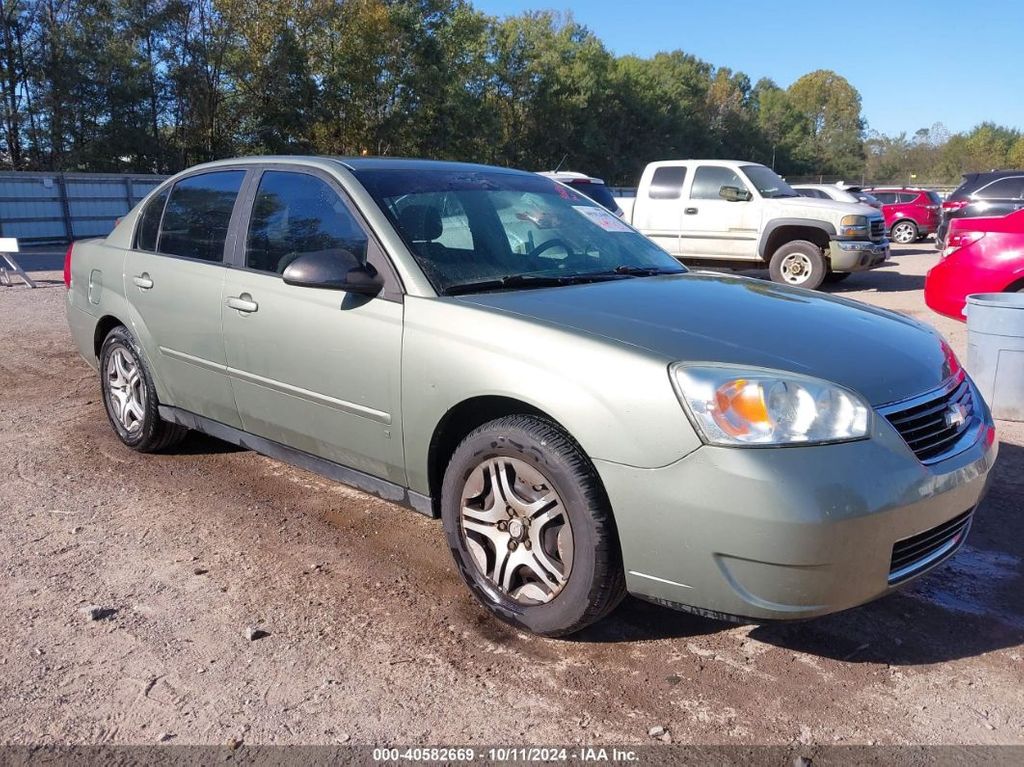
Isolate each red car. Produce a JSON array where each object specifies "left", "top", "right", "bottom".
[
  {"left": 925, "top": 209, "right": 1024, "bottom": 320},
  {"left": 864, "top": 187, "right": 943, "bottom": 244}
]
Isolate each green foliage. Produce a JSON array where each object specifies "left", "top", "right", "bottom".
[{"left": 0, "top": 1, "right": 1016, "bottom": 184}]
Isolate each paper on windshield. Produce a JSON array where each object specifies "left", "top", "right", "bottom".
[{"left": 572, "top": 206, "right": 632, "bottom": 232}]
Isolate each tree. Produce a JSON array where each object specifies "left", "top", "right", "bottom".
[{"left": 786, "top": 70, "right": 865, "bottom": 177}]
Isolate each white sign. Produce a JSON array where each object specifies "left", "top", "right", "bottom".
[
  {"left": 0, "top": 237, "right": 19, "bottom": 253},
  {"left": 572, "top": 206, "right": 632, "bottom": 232}
]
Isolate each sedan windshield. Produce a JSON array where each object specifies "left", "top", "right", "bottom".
[
  {"left": 741, "top": 165, "right": 798, "bottom": 198},
  {"left": 354, "top": 169, "right": 684, "bottom": 294}
]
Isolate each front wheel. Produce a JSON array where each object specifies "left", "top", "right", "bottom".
[
  {"left": 768, "top": 240, "right": 827, "bottom": 290},
  {"left": 890, "top": 220, "right": 918, "bottom": 244},
  {"left": 440, "top": 415, "right": 626, "bottom": 636}
]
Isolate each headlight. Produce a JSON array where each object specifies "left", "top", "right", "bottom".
[
  {"left": 670, "top": 364, "right": 871, "bottom": 446},
  {"left": 839, "top": 214, "right": 868, "bottom": 237}
]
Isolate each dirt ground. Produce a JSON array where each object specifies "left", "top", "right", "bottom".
[{"left": 0, "top": 245, "right": 1021, "bottom": 747}]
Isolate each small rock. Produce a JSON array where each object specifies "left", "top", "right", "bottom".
[
  {"left": 666, "top": 674, "right": 682, "bottom": 686},
  {"left": 193, "top": 568, "right": 209, "bottom": 575},
  {"left": 793, "top": 757, "right": 813, "bottom": 767},
  {"left": 227, "top": 736, "right": 243, "bottom": 750},
  {"left": 648, "top": 724, "right": 667, "bottom": 739},
  {"left": 245, "top": 626, "right": 270, "bottom": 641},
  {"left": 157, "top": 732, "right": 174, "bottom": 743},
  {"left": 337, "top": 733, "right": 351, "bottom": 743},
  {"left": 80, "top": 605, "right": 115, "bottom": 621}
]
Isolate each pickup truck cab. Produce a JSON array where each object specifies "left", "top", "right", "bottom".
[{"left": 617, "top": 160, "right": 889, "bottom": 290}]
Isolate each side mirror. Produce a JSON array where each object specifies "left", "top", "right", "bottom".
[
  {"left": 719, "top": 185, "right": 752, "bottom": 202},
  {"left": 281, "top": 250, "right": 384, "bottom": 297}
]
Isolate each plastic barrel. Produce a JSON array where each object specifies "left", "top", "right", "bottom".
[{"left": 965, "top": 292, "right": 1024, "bottom": 422}]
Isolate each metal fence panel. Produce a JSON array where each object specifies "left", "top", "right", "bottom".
[{"left": 0, "top": 171, "right": 168, "bottom": 245}]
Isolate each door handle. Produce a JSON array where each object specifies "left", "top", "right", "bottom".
[
  {"left": 684, "top": 207, "right": 698, "bottom": 215},
  {"left": 226, "top": 294, "right": 258, "bottom": 313},
  {"left": 132, "top": 273, "right": 153, "bottom": 290}
]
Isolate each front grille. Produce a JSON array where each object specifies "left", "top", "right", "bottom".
[
  {"left": 880, "top": 376, "right": 975, "bottom": 463},
  {"left": 889, "top": 509, "right": 973, "bottom": 584},
  {"left": 870, "top": 218, "right": 885, "bottom": 241}
]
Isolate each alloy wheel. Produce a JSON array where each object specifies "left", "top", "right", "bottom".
[
  {"left": 459, "top": 456, "right": 573, "bottom": 605},
  {"left": 892, "top": 221, "right": 917, "bottom": 244},
  {"left": 105, "top": 346, "right": 146, "bottom": 433}
]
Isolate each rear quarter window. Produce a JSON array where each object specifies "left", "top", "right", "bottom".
[
  {"left": 135, "top": 189, "right": 169, "bottom": 251},
  {"left": 648, "top": 166, "right": 687, "bottom": 200},
  {"left": 974, "top": 177, "right": 1024, "bottom": 200}
]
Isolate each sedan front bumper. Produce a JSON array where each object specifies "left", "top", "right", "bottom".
[{"left": 596, "top": 396, "right": 997, "bottom": 622}]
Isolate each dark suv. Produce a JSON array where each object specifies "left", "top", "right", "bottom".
[
  {"left": 863, "top": 187, "right": 942, "bottom": 244},
  {"left": 936, "top": 170, "right": 1024, "bottom": 248}
]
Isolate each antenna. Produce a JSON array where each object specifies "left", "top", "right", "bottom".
[{"left": 553, "top": 154, "right": 568, "bottom": 173}]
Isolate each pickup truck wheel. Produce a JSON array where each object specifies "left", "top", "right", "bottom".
[
  {"left": 99, "top": 325, "right": 188, "bottom": 452},
  {"left": 891, "top": 220, "right": 918, "bottom": 244},
  {"left": 769, "top": 240, "right": 827, "bottom": 290},
  {"left": 440, "top": 415, "right": 626, "bottom": 637}
]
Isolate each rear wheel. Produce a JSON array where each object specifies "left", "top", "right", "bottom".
[
  {"left": 768, "top": 240, "right": 827, "bottom": 290},
  {"left": 890, "top": 220, "right": 918, "bottom": 244},
  {"left": 440, "top": 415, "right": 626, "bottom": 636},
  {"left": 99, "top": 325, "right": 188, "bottom": 452}
]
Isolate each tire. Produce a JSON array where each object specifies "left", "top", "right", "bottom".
[
  {"left": 824, "top": 271, "right": 852, "bottom": 284},
  {"left": 440, "top": 415, "right": 626, "bottom": 637},
  {"left": 890, "top": 220, "right": 918, "bottom": 244},
  {"left": 768, "top": 240, "right": 827, "bottom": 290},
  {"left": 99, "top": 325, "right": 188, "bottom": 452}
]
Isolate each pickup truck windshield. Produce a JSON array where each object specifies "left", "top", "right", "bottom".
[
  {"left": 354, "top": 169, "right": 685, "bottom": 294},
  {"left": 741, "top": 165, "right": 799, "bottom": 199}
]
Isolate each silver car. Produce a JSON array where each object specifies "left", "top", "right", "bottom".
[{"left": 65, "top": 157, "right": 997, "bottom": 636}]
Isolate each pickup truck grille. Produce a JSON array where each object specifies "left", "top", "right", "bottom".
[
  {"left": 889, "top": 509, "right": 973, "bottom": 584},
  {"left": 879, "top": 376, "right": 975, "bottom": 464},
  {"left": 870, "top": 218, "right": 885, "bottom": 241}
]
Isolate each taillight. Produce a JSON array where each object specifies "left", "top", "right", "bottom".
[
  {"left": 942, "top": 200, "right": 968, "bottom": 212},
  {"left": 63, "top": 242, "right": 73, "bottom": 288},
  {"left": 943, "top": 231, "right": 984, "bottom": 258}
]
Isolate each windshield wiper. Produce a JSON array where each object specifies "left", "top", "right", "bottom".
[
  {"left": 610, "top": 265, "right": 683, "bottom": 276},
  {"left": 443, "top": 273, "right": 621, "bottom": 296}
]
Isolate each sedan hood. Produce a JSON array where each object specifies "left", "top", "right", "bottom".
[{"left": 456, "top": 273, "right": 952, "bottom": 406}]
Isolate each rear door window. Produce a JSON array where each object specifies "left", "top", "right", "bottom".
[
  {"left": 648, "top": 167, "right": 687, "bottom": 200},
  {"left": 158, "top": 171, "right": 245, "bottom": 262},
  {"left": 245, "top": 171, "right": 369, "bottom": 274},
  {"left": 873, "top": 192, "right": 898, "bottom": 204}
]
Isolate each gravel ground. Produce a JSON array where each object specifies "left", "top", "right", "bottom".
[{"left": 0, "top": 245, "right": 1021, "bottom": 747}]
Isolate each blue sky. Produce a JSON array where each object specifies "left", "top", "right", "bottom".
[{"left": 471, "top": 0, "right": 1023, "bottom": 137}]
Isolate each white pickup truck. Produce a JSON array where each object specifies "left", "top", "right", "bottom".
[{"left": 616, "top": 160, "right": 889, "bottom": 290}]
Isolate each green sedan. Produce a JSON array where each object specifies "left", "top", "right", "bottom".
[{"left": 65, "top": 157, "right": 998, "bottom": 636}]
